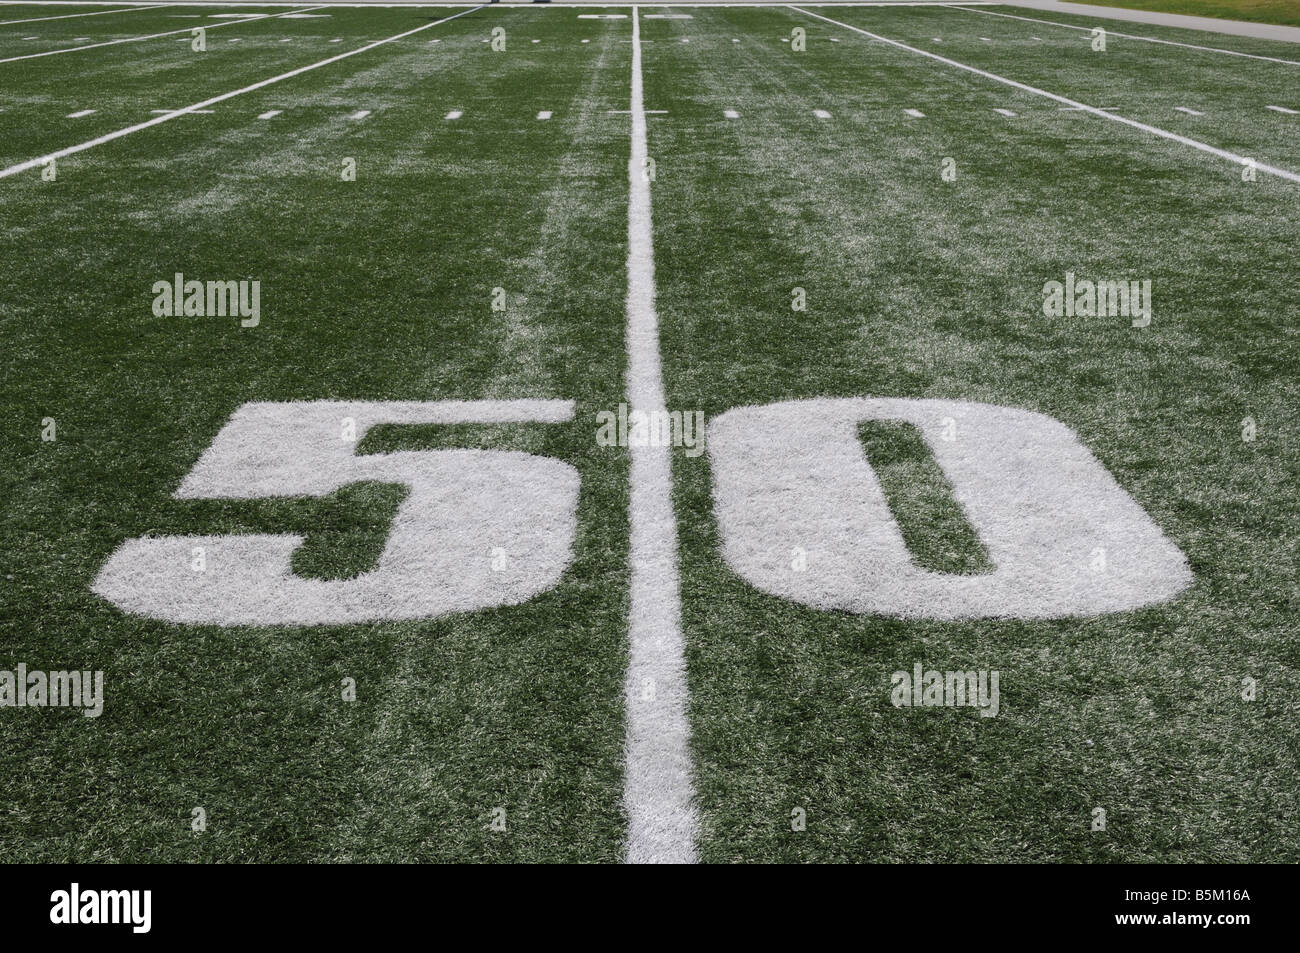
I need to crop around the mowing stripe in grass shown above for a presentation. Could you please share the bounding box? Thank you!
[791,6,1300,184]
[0,4,169,27]
[0,4,487,180]
[622,5,698,866]
[942,5,1300,67]
[0,5,327,65]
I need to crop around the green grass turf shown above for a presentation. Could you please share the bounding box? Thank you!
[1083,0,1300,29]
[1,4,1298,862]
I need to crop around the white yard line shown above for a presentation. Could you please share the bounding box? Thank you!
[994,107,1017,116]
[904,107,925,117]
[792,6,1300,185]
[0,5,485,180]
[257,109,281,118]
[1174,106,1203,115]
[0,4,168,27]
[66,108,96,117]
[536,109,551,119]
[942,5,1300,68]
[445,109,462,119]
[813,108,831,118]
[348,108,370,119]
[622,5,698,866]
[1266,104,1299,114]
[0,5,326,65]
[723,108,739,118]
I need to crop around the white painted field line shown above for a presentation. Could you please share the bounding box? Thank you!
[66,109,96,118]
[1267,104,1299,114]
[0,5,326,65]
[724,108,739,118]
[348,109,370,119]
[0,4,168,27]
[792,6,1300,185]
[905,107,925,117]
[813,108,831,118]
[994,107,1016,117]
[1174,106,1203,116]
[257,109,281,119]
[536,109,551,119]
[623,5,697,867]
[942,4,1300,68]
[151,108,212,113]
[445,109,462,119]
[0,6,485,180]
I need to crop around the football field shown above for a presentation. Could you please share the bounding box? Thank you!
[0,0,1297,864]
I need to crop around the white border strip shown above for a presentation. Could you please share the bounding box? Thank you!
[0,4,168,25]
[0,5,324,65]
[0,4,485,179]
[943,5,1300,67]
[622,4,698,866]
[0,2,1002,7]
[791,5,1300,184]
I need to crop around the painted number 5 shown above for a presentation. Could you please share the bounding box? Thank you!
[93,400,579,626]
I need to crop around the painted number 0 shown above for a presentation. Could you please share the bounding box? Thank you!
[93,397,1190,625]
[709,398,1191,618]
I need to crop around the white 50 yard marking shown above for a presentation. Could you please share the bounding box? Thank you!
[0,5,486,180]
[622,5,698,866]
[791,6,1300,184]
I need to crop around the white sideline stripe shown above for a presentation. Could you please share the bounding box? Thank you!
[67,109,96,117]
[0,4,167,26]
[1174,106,1203,115]
[536,109,551,119]
[942,5,1300,68]
[623,5,698,867]
[0,5,326,65]
[905,107,925,117]
[791,6,1300,185]
[445,109,462,119]
[257,109,281,118]
[1267,104,1299,114]
[813,108,831,118]
[348,109,370,119]
[724,108,739,118]
[994,107,1016,116]
[0,5,485,180]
